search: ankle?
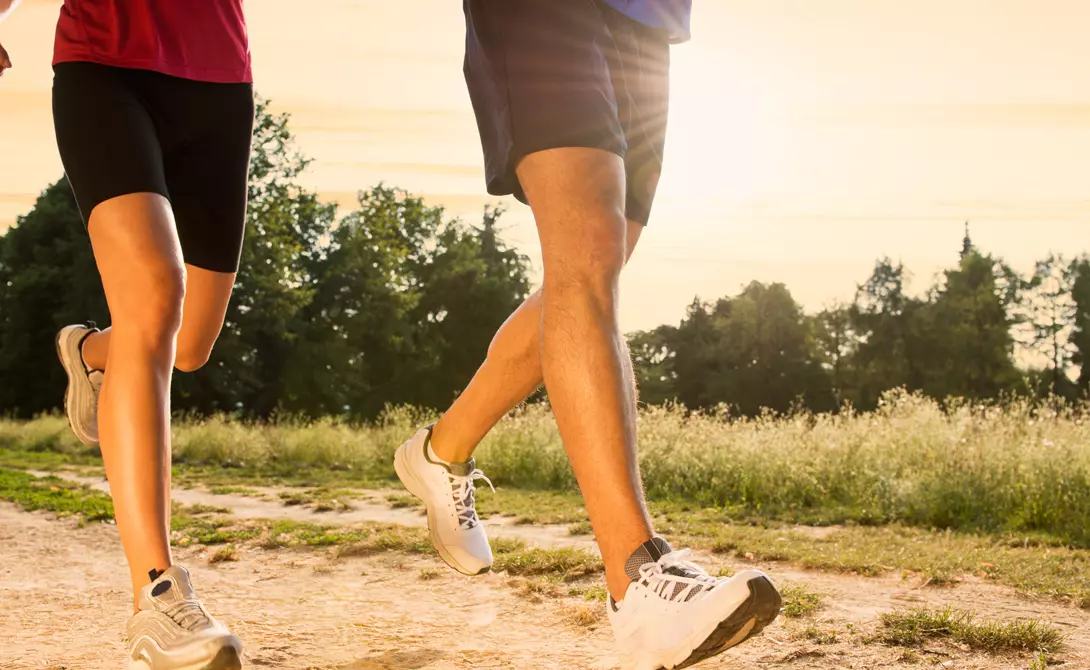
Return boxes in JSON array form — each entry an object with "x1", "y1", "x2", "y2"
[
  {"x1": 79, "y1": 330, "x2": 104, "y2": 372},
  {"x1": 429, "y1": 423, "x2": 476, "y2": 464},
  {"x1": 606, "y1": 570, "x2": 633, "y2": 603}
]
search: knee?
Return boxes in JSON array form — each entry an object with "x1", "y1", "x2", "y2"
[
  {"x1": 545, "y1": 221, "x2": 626, "y2": 302},
  {"x1": 114, "y1": 265, "x2": 187, "y2": 351},
  {"x1": 174, "y1": 344, "x2": 212, "y2": 373}
]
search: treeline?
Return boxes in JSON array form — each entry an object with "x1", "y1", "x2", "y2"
[
  {"x1": 629, "y1": 242, "x2": 1090, "y2": 414},
  {"x1": 0, "y1": 102, "x2": 1086, "y2": 420},
  {"x1": 0, "y1": 102, "x2": 530, "y2": 420}
]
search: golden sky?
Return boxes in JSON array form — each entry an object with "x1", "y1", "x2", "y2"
[{"x1": 1, "y1": 0, "x2": 1088, "y2": 331}]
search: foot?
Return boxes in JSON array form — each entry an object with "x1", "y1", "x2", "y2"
[
  {"x1": 126, "y1": 566, "x2": 242, "y2": 670},
  {"x1": 55, "y1": 322, "x2": 103, "y2": 446},
  {"x1": 608, "y1": 538, "x2": 781, "y2": 670},
  {"x1": 393, "y1": 426, "x2": 494, "y2": 575}
]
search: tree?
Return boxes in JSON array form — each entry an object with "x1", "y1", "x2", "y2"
[
  {"x1": 668, "y1": 298, "x2": 725, "y2": 410},
  {"x1": 811, "y1": 302, "x2": 855, "y2": 408},
  {"x1": 0, "y1": 178, "x2": 107, "y2": 417},
  {"x1": 1017, "y1": 254, "x2": 1078, "y2": 397},
  {"x1": 923, "y1": 248, "x2": 1022, "y2": 400},
  {"x1": 628, "y1": 325, "x2": 678, "y2": 406},
  {"x1": 283, "y1": 189, "x2": 530, "y2": 420},
  {"x1": 849, "y1": 259, "x2": 926, "y2": 408},
  {"x1": 407, "y1": 205, "x2": 531, "y2": 410},
  {"x1": 1070, "y1": 256, "x2": 1090, "y2": 392},
  {"x1": 663, "y1": 283, "x2": 831, "y2": 415}
]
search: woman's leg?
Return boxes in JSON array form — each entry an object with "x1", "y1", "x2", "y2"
[
  {"x1": 81, "y1": 265, "x2": 236, "y2": 374},
  {"x1": 85, "y1": 192, "x2": 186, "y2": 611}
]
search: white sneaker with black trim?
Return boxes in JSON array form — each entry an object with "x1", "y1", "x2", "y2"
[
  {"x1": 608, "y1": 537, "x2": 781, "y2": 670},
  {"x1": 393, "y1": 426, "x2": 494, "y2": 575},
  {"x1": 126, "y1": 566, "x2": 242, "y2": 670}
]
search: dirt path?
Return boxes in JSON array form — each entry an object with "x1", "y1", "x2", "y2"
[
  {"x1": 29, "y1": 471, "x2": 595, "y2": 552},
  {"x1": 3, "y1": 478, "x2": 1089, "y2": 669}
]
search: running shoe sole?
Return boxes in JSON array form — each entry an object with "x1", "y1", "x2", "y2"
[
  {"x1": 55, "y1": 325, "x2": 98, "y2": 446},
  {"x1": 127, "y1": 638, "x2": 242, "y2": 670},
  {"x1": 669, "y1": 575, "x2": 782, "y2": 669}
]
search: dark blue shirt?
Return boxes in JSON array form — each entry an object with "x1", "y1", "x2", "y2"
[{"x1": 601, "y1": 0, "x2": 692, "y2": 42}]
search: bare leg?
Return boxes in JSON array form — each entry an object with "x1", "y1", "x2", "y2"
[
  {"x1": 512, "y1": 147, "x2": 651, "y2": 600},
  {"x1": 431, "y1": 221, "x2": 642, "y2": 463},
  {"x1": 87, "y1": 193, "x2": 187, "y2": 610},
  {"x1": 80, "y1": 265, "x2": 236, "y2": 373}
]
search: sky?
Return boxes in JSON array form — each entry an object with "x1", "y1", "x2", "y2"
[{"x1": 1, "y1": 0, "x2": 1088, "y2": 332}]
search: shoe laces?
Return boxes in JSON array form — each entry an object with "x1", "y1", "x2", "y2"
[
  {"x1": 448, "y1": 468, "x2": 494, "y2": 530},
  {"x1": 160, "y1": 598, "x2": 212, "y2": 632},
  {"x1": 638, "y1": 549, "x2": 719, "y2": 603}
]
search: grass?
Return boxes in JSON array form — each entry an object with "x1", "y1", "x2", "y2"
[
  {"x1": 188, "y1": 503, "x2": 233, "y2": 515},
  {"x1": 207, "y1": 485, "x2": 262, "y2": 496},
  {"x1": 874, "y1": 607, "x2": 1065, "y2": 655},
  {"x1": 567, "y1": 520, "x2": 593, "y2": 535},
  {"x1": 567, "y1": 583, "x2": 608, "y2": 602},
  {"x1": 780, "y1": 584, "x2": 823, "y2": 618},
  {"x1": 0, "y1": 467, "x2": 113, "y2": 522},
  {"x1": 385, "y1": 493, "x2": 420, "y2": 509},
  {"x1": 492, "y1": 546, "x2": 603, "y2": 580},
  {"x1": 275, "y1": 487, "x2": 355, "y2": 512},
  {"x1": 4, "y1": 393, "x2": 1089, "y2": 545},
  {"x1": 692, "y1": 522, "x2": 1090, "y2": 609},
  {"x1": 209, "y1": 545, "x2": 239, "y2": 563},
  {"x1": 795, "y1": 625, "x2": 839, "y2": 645},
  {"x1": 3, "y1": 394, "x2": 1090, "y2": 607}
]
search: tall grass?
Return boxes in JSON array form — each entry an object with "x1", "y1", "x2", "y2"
[{"x1": 2, "y1": 391, "x2": 1088, "y2": 545}]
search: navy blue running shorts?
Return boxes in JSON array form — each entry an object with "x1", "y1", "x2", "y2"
[{"x1": 463, "y1": 0, "x2": 672, "y2": 225}]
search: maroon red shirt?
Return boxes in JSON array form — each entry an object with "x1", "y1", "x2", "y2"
[{"x1": 53, "y1": 0, "x2": 252, "y2": 83}]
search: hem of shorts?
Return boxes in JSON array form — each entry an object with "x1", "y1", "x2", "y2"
[
  {"x1": 179, "y1": 256, "x2": 243, "y2": 274},
  {"x1": 501, "y1": 141, "x2": 627, "y2": 204},
  {"x1": 78, "y1": 188, "x2": 171, "y2": 227},
  {"x1": 53, "y1": 53, "x2": 253, "y2": 84}
]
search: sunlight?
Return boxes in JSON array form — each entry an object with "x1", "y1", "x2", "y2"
[{"x1": 658, "y1": 44, "x2": 791, "y2": 206}]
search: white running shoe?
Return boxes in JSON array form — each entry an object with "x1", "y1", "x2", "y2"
[
  {"x1": 394, "y1": 426, "x2": 494, "y2": 575},
  {"x1": 608, "y1": 537, "x2": 781, "y2": 670},
  {"x1": 125, "y1": 566, "x2": 242, "y2": 670},
  {"x1": 55, "y1": 322, "x2": 103, "y2": 446}
]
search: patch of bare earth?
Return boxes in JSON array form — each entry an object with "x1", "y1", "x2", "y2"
[{"x1": 2, "y1": 479, "x2": 1087, "y2": 669}]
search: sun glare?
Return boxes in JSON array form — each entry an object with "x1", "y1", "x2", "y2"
[{"x1": 659, "y1": 46, "x2": 790, "y2": 207}]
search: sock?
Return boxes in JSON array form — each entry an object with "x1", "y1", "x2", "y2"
[
  {"x1": 79, "y1": 339, "x2": 95, "y2": 374},
  {"x1": 425, "y1": 430, "x2": 476, "y2": 480}
]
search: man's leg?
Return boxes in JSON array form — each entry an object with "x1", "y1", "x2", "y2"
[
  {"x1": 515, "y1": 147, "x2": 651, "y2": 601},
  {"x1": 430, "y1": 220, "x2": 644, "y2": 464}
]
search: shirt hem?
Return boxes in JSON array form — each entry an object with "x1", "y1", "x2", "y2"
[{"x1": 52, "y1": 52, "x2": 253, "y2": 84}]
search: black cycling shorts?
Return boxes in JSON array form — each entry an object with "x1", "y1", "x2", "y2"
[
  {"x1": 52, "y1": 62, "x2": 254, "y2": 273},
  {"x1": 463, "y1": 0, "x2": 671, "y2": 225}
]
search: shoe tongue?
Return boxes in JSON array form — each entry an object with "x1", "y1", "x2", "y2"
[
  {"x1": 142, "y1": 566, "x2": 197, "y2": 610},
  {"x1": 623, "y1": 537, "x2": 673, "y2": 581}
]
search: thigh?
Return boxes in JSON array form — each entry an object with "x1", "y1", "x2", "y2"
[
  {"x1": 52, "y1": 62, "x2": 169, "y2": 223},
  {"x1": 86, "y1": 193, "x2": 186, "y2": 324},
  {"x1": 177, "y1": 264, "x2": 236, "y2": 356},
  {"x1": 516, "y1": 147, "x2": 628, "y2": 274},
  {"x1": 464, "y1": 0, "x2": 626, "y2": 203},
  {"x1": 158, "y1": 78, "x2": 255, "y2": 274}
]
